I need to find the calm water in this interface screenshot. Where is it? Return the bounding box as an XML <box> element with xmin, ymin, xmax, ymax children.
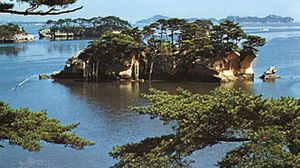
<box><xmin>1</xmin><ymin>26</ymin><xmax>300</xmax><ymax>168</ymax></box>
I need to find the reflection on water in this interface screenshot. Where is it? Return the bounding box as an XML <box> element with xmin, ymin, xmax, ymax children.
<box><xmin>219</xmin><ymin>80</ymin><xmax>254</xmax><ymax>93</ymax></box>
<box><xmin>0</xmin><ymin>45</ymin><xmax>28</xmax><ymax>56</ymax></box>
<box><xmin>46</xmin><ymin>41</ymin><xmax>90</xmax><ymax>55</ymax></box>
<box><xmin>61</xmin><ymin>81</ymin><xmax>142</xmax><ymax>108</ymax></box>
<box><xmin>59</xmin><ymin>80</ymin><xmax>255</xmax><ymax>107</ymax></box>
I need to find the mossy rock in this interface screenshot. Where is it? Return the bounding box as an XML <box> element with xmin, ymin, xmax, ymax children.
<box><xmin>39</xmin><ymin>74</ymin><xmax>51</xmax><ymax>80</ymax></box>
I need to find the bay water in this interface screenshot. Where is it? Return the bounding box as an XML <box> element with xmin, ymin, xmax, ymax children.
<box><xmin>1</xmin><ymin>25</ymin><xmax>300</xmax><ymax>167</ymax></box>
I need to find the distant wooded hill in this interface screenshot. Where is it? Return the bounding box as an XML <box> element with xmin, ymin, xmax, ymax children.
<box><xmin>220</xmin><ymin>15</ymin><xmax>294</xmax><ymax>24</ymax></box>
<box><xmin>0</xmin><ymin>14</ymin><xmax>294</xmax><ymax>28</ymax></box>
<box><xmin>133</xmin><ymin>15</ymin><xmax>294</xmax><ymax>27</ymax></box>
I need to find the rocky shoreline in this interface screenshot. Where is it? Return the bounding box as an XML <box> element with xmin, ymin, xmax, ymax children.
<box><xmin>0</xmin><ymin>34</ymin><xmax>35</xmax><ymax>43</ymax></box>
<box><xmin>51</xmin><ymin>49</ymin><xmax>257</xmax><ymax>83</ymax></box>
<box><xmin>39</xmin><ymin>28</ymin><xmax>78</xmax><ymax>40</ymax></box>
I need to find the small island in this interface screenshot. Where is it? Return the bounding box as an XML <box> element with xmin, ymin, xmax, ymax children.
<box><xmin>39</xmin><ymin>16</ymin><xmax>130</xmax><ymax>40</ymax></box>
<box><xmin>53</xmin><ymin>18</ymin><xmax>265</xmax><ymax>82</ymax></box>
<box><xmin>0</xmin><ymin>23</ymin><xmax>34</xmax><ymax>43</ymax></box>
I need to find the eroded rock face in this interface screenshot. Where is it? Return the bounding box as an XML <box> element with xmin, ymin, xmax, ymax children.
<box><xmin>14</xmin><ymin>34</ymin><xmax>35</xmax><ymax>42</ymax></box>
<box><xmin>54</xmin><ymin>49</ymin><xmax>258</xmax><ymax>82</ymax></box>
<box><xmin>39</xmin><ymin>29</ymin><xmax>52</xmax><ymax>38</ymax></box>
<box><xmin>53</xmin><ymin>50</ymin><xmax>86</xmax><ymax>80</ymax></box>
<box><xmin>211</xmin><ymin>51</ymin><xmax>256</xmax><ymax>82</ymax></box>
<box><xmin>53</xmin><ymin>50</ymin><xmax>139</xmax><ymax>81</ymax></box>
<box><xmin>119</xmin><ymin>57</ymin><xmax>140</xmax><ymax>80</ymax></box>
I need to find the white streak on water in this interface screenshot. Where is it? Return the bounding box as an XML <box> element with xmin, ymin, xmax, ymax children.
<box><xmin>11</xmin><ymin>74</ymin><xmax>37</xmax><ymax>91</ymax></box>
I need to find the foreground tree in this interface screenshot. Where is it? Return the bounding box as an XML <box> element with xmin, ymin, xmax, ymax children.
<box><xmin>0</xmin><ymin>0</ymin><xmax>82</xmax><ymax>15</ymax></box>
<box><xmin>110</xmin><ymin>88</ymin><xmax>300</xmax><ymax>167</ymax></box>
<box><xmin>0</xmin><ymin>101</ymin><xmax>95</xmax><ymax>151</ymax></box>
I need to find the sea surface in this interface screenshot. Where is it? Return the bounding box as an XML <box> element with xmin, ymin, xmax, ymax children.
<box><xmin>1</xmin><ymin>25</ymin><xmax>300</xmax><ymax>168</ymax></box>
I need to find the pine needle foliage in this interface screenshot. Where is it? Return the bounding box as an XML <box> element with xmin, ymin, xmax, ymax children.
<box><xmin>110</xmin><ymin>88</ymin><xmax>300</xmax><ymax>168</ymax></box>
<box><xmin>0</xmin><ymin>101</ymin><xmax>95</xmax><ymax>151</ymax></box>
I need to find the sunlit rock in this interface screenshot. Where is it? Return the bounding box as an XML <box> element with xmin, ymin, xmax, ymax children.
<box><xmin>260</xmin><ymin>66</ymin><xmax>278</xmax><ymax>81</ymax></box>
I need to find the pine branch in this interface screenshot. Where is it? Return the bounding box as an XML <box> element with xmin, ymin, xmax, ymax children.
<box><xmin>0</xmin><ymin>6</ymin><xmax>83</xmax><ymax>16</ymax></box>
<box><xmin>218</xmin><ymin>137</ymin><xmax>250</xmax><ymax>142</ymax></box>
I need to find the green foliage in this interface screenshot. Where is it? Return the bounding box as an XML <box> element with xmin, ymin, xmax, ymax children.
<box><xmin>180</xmin><ymin>20</ymin><xmax>214</xmax><ymax>64</ymax></box>
<box><xmin>76</xmin><ymin>31</ymin><xmax>139</xmax><ymax>79</ymax></box>
<box><xmin>110</xmin><ymin>134</ymin><xmax>191</xmax><ymax>168</ymax></box>
<box><xmin>212</xmin><ymin>22</ymin><xmax>239</xmax><ymax>52</ymax></box>
<box><xmin>45</xmin><ymin>16</ymin><xmax>130</xmax><ymax>30</ymax></box>
<box><xmin>0</xmin><ymin>101</ymin><xmax>95</xmax><ymax>151</ymax></box>
<box><xmin>43</xmin><ymin>16</ymin><xmax>130</xmax><ymax>38</ymax></box>
<box><xmin>242</xmin><ymin>35</ymin><xmax>266</xmax><ymax>53</ymax></box>
<box><xmin>139</xmin><ymin>19</ymin><xmax>265</xmax><ymax>76</ymax></box>
<box><xmin>0</xmin><ymin>24</ymin><xmax>25</xmax><ymax>38</ymax></box>
<box><xmin>92</xmin><ymin>32</ymin><xmax>137</xmax><ymax>53</ymax></box>
<box><xmin>110</xmin><ymin>88</ymin><xmax>300</xmax><ymax>167</ymax></box>
<box><xmin>143</xmin><ymin>19</ymin><xmax>265</xmax><ymax>66</ymax></box>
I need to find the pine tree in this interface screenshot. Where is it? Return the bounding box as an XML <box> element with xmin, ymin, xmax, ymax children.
<box><xmin>0</xmin><ymin>101</ymin><xmax>95</xmax><ymax>151</ymax></box>
<box><xmin>0</xmin><ymin>0</ymin><xmax>82</xmax><ymax>15</ymax></box>
<box><xmin>110</xmin><ymin>88</ymin><xmax>300</xmax><ymax>168</ymax></box>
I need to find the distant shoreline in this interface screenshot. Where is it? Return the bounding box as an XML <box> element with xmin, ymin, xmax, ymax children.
<box><xmin>1</xmin><ymin>14</ymin><xmax>299</xmax><ymax>28</ymax></box>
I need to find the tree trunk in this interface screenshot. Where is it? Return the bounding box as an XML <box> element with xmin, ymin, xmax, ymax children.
<box><xmin>149</xmin><ymin>57</ymin><xmax>154</xmax><ymax>81</ymax></box>
<box><xmin>92</xmin><ymin>63</ymin><xmax>95</xmax><ymax>79</ymax></box>
<box><xmin>134</xmin><ymin>60</ymin><xmax>140</xmax><ymax>81</ymax></box>
<box><xmin>160</xmin><ymin>27</ymin><xmax>163</xmax><ymax>46</ymax></box>
<box><xmin>171</xmin><ymin>30</ymin><xmax>174</xmax><ymax>47</ymax></box>
<box><xmin>96</xmin><ymin>60</ymin><xmax>99</xmax><ymax>81</ymax></box>
<box><xmin>83</xmin><ymin>61</ymin><xmax>86</xmax><ymax>79</ymax></box>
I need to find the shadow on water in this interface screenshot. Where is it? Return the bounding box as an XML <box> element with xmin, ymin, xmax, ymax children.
<box><xmin>0</xmin><ymin>45</ymin><xmax>28</xmax><ymax>56</ymax></box>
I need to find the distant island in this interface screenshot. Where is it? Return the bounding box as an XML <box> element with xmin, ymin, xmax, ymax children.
<box><xmin>220</xmin><ymin>15</ymin><xmax>294</xmax><ymax>24</ymax></box>
<box><xmin>0</xmin><ymin>23</ymin><xmax>34</xmax><ymax>43</ymax></box>
<box><xmin>39</xmin><ymin>16</ymin><xmax>130</xmax><ymax>40</ymax></box>
<box><xmin>133</xmin><ymin>15</ymin><xmax>294</xmax><ymax>27</ymax></box>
